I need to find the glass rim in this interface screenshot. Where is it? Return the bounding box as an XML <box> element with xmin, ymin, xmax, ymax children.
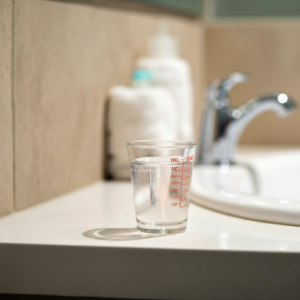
<box><xmin>127</xmin><ymin>139</ymin><xmax>196</xmax><ymax>148</ymax></box>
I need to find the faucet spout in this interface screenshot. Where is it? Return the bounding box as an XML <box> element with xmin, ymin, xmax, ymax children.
<box><xmin>213</xmin><ymin>93</ymin><xmax>296</xmax><ymax>161</ymax></box>
<box><xmin>197</xmin><ymin>72</ymin><xmax>297</xmax><ymax>164</ymax></box>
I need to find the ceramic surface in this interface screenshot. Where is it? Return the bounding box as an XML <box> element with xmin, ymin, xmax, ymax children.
<box><xmin>191</xmin><ymin>148</ymin><xmax>300</xmax><ymax>226</ymax></box>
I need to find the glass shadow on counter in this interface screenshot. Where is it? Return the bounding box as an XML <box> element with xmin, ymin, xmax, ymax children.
<box><xmin>83</xmin><ymin>228</ymin><xmax>166</xmax><ymax>241</ymax></box>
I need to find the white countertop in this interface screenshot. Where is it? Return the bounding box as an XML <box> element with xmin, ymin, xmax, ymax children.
<box><xmin>0</xmin><ymin>181</ymin><xmax>299</xmax><ymax>252</ymax></box>
<box><xmin>1</xmin><ymin>180</ymin><xmax>300</xmax><ymax>299</ymax></box>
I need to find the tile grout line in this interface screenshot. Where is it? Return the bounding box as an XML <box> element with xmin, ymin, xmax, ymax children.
<box><xmin>11</xmin><ymin>0</ymin><xmax>16</xmax><ymax>213</ymax></box>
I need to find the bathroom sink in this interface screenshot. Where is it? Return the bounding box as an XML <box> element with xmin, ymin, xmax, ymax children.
<box><xmin>191</xmin><ymin>148</ymin><xmax>300</xmax><ymax>226</ymax></box>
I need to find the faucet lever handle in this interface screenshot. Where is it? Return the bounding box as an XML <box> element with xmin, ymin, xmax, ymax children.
<box><xmin>216</xmin><ymin>72</ymin><xmax>249</xmax><ymax>106</ymax></box>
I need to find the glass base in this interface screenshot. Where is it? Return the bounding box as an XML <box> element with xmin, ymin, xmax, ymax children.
<box><xmin>136</xmin><ymin>218</ymin><xmax>187</xmax><ymax>235</ymax></box>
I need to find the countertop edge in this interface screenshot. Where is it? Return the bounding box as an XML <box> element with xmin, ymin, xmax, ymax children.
<box><xmin>1</xmin><ymin>243</ymin><xmax>300</xmax><ymax>299</ymax></box>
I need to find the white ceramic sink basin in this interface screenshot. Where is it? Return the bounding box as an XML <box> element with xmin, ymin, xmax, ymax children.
<box><xmin>191</xmin><ymin>148</ymin><xmax>300</xmax><ymax>226</ymax></box>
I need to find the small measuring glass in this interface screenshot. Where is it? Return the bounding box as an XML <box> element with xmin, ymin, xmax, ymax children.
<box><xmin>127</xmin><ymin>140</ymin><xmax>196</xmax><ymax>234</ymax></box>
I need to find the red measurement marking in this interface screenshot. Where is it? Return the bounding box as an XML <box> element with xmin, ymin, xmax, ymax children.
<box><xmin>171</xmin><ymin>181</ymin><xmax>181</xmax><ymax>185</ymax></box>
<box><xmin>180</xmin><ymin>159</ymin><xmax>184</xmax><ymax>207</ymax></box>
<box><xmin>187</xmin><ymin>155</ymin><xmax>194</xmax><ymax>162</ymax></box>
<box><xmin>170</xmin><ymin>157</ymin><xmax>191</xmax><ymax>208</ymax></box>
<box><xmin>171</xmin><ymin>175</ymin><xmax>182</xmax><ymax>178</ymax></box>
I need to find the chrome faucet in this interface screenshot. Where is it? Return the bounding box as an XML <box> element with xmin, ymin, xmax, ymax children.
<box><xmin>197</xmin><ymin>72</ymin><xmax>296</xmax><ymax>164</ymax></box>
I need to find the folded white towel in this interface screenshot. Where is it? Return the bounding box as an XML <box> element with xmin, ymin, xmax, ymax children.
<box><xmin>108</xmin><ymin>86</ymin><xmax>177</xmax><ymax>179</ymax></box>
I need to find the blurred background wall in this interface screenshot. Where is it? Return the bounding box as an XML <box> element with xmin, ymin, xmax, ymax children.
<box><xmin>206</xmin><ymin>22</ymin><xmax>300</xmax><ymax>145</ymax></box>
<box><xmin>0</xmin><ymin>0</ymin><xmax>204</xmax><ymax>216</ymax></box>
<box><xmin>1</xmin><ymin>0</ymin><xmax>300</xmax><ymax>218</ymax></box>
<box><xmin>205</xmin><ymin>0</ymin><xmax>300</xmax><ymax>145</ymax></box>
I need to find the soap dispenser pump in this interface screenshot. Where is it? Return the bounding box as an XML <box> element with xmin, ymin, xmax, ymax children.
<box><xmin>148</xmin><ymin>24</ymin><xmax>179</xmax><ymax>59</ymax></box>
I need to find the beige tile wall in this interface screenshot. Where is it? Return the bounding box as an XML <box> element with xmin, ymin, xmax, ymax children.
<box><xmin>14</xmin><ymin>0</ymin><xmax>104</xmax><ymax>210</ymax></box>
<box><xmin>11</xmin><ymin>0</ymin><xmax>203</xmax><ymax>211</ymax></box>
<box><xmin>206</xmin><ymin>22</ymin><xmax>300</xmax><ymax>145</ymax></box>
<box><xmin>0</xmin><ymin>0</ymin><xmax>13</xmax><ymax>217</ymax></box>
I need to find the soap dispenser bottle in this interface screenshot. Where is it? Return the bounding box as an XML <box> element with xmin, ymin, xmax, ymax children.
<box><xmin>137</xmin><ymin>24</ymin><xmax>194</xmax><ymax>140</ymax></box>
